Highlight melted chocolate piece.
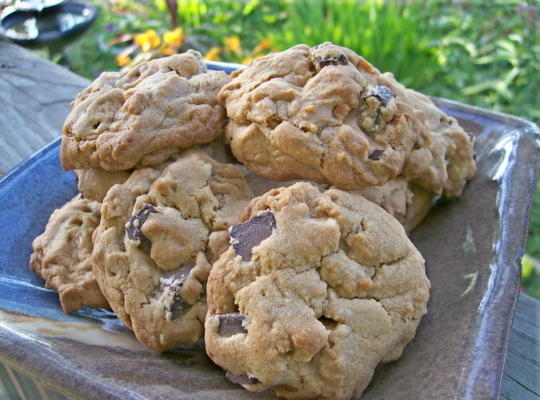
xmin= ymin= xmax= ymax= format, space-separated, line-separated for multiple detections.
xmin=126 ymin=204 xmax=156 ymax=243
xmin=230 ymin=212 xmax=276 ymax=261
xmin=160 ymin=263 xmax=194 ymax=320
xmin=225 ymin=371 xmax=260 ymax=386
xmin=218 ymin=313 xmax=248 ymax=337
xmin=315 ymin=53 xmax=348 ymax=68
xmin=369 ymin=149 xmax=384 ymax=161
xmin=366 ymin=85 xmax=394 ymax=106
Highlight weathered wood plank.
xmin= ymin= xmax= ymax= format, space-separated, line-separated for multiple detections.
xmin=0 ymin=38 xmax=89 ymax=176
xmin=501 ymin=293 xmax=540 ymax=400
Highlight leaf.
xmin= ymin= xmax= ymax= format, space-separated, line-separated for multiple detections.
xmin=243 ymin=0 xmax=259 ymax=15
xmin=462 ymin=80 xmax=500 ymax=95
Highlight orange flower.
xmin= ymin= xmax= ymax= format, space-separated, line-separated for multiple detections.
xmin=163 ymin=27 xmax=185 ymax=48
xmin=253 ymin=38 xmax=272 ymax=54
xmin=160 ymin=47 xmax=176 ymax=56
xmin=224 ymin=36 xmax=242 ymax=56
xmin=134 ymin=29 xmax=161 ymax=52
xmin=204 ymin=47 xmax=221 ymax=61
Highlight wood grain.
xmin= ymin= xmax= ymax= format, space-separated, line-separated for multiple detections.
xmin=501 ymin=293 xmax=540 ymax=400
xmin=0 ymin=39 xmax=538 ymax=400
xmin=0 ymin=38 xmax=88 ymax=176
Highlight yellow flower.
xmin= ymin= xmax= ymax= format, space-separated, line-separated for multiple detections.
xmin=224 ymin=35 xmax=242 ymax=56
xmin=116 ymin=53 xmax=132 ymax=67
xmin=253 ymin=38 xmax=272 ymax=54
xmin=242 ymin=56 xmax=257 ymax=65
xmin=163 ymin=27 xmax=185 ymax=48
xmin=134 ymin=29 xmax=161 ymax=52
xmin=204 ymin=47 xmax=221 ymax=61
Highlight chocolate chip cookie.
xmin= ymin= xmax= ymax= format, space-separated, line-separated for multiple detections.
xmin=398 ymin=86 xmax=476 ymax=197
xmin=61 ymin=51 xmax=230 ymax=171
xmin=205 ymin=182 xmax=430 ymax=400
xmin=238 ymin=164 xmax=431 ymax=231
xmin=92 ymin=149 xmax=253 ymax=351
xmin=219 ymin=42 xmax=475 ymax=196
xmin=357 ymin=178 xmax=433 ymax=231
xmin=30 ymin=195 xmax=109 ymax=314
xmin=76 ymin=168 xmax=130 ymax=202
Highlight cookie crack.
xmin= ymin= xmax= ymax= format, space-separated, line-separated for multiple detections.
xmin=194 ymin=171 xmax=217 ymax=230
xmin=341 ymin=216 xmax=366 ymax=245
xmin=244 ymin=72 xmax=299 ymax=103
xmin=370 ymin=250 xmax=410 ymax=280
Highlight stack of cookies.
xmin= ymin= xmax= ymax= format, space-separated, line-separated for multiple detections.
xmin=30 ymin=43 xmax=476 ymax=400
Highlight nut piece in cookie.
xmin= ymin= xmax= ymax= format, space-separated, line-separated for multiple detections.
xmin=30 ymin=195 xmax=109 ymax=314
xmin=205 ymin=182 xmax=430 ymax=400
xmin=61 ymin=51 xmax=231 ymax=171
xmin=220 ymin=42 xmax=475 ymax=196
xmin=92 ymin=149 xmax=253 ymax=351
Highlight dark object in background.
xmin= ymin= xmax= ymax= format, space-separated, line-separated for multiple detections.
xmin=0 ymin=0 xmax=97 ymax=54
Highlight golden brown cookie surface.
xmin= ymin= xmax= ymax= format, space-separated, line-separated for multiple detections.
xmin=356 ymin=178 xmax=433 ymax=231
xmin=61 ymin=51 xmax=230 ymax=171
xmin=205 ymin=182 xmax=430 ymax=400
xmin=30 ymin=194 xmax=109 ymax=314
xmin=220 ymin=43 xmax=475 ymax=196
xmin=92 ymin=149 xmax=253 ymax=351
xmin=75 ymin=168 xmax=130 ymax=202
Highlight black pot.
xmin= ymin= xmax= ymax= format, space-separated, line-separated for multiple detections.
xmin=0 ymin=1 xmax=98 ymax=48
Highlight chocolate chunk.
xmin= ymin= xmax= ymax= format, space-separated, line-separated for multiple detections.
xmin=218 ymin=313 xmax=248 ymax=337
xmin=230 ymin=212 xmax=276 ymax=261
xmin=138 ymin=235 xmax=152 ymax=253
xmin=160 ymin=263 xmax=194 ymax=320
xmin=160 ymin=263 xmax=194 ymax=289
xmin=126 ymin=204 xmax=156 ymax=242
xmin=369 ymin=149 xmax=384 ymax=161
xmin=366 ymin=85 xmax=393 ymax=106
xmin=225 ymin=371 xmax=260 ymax=386
xmin=315 ymin=54 xmax=348 ymax=68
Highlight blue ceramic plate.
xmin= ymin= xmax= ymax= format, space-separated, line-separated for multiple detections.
xmin=0 ymin=62 xmax=539 ymax=399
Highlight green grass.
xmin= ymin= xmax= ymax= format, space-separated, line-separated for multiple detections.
xmin=523 ymin=180 xmax=540 ymax=298
xmin=421 ymin=0 xmax=540 ymax=123
xmin=266 ymin=0 xmax=439 ymax=89
xmin=527 ymin=181 xmax=540 ymax=260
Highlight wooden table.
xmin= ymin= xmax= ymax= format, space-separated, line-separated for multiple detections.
xmin=0 ymin=39 xmax=539 ymax=399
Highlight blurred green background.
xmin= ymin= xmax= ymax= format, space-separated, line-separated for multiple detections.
xmin=6 ymin=0 xmax=540 ymax=296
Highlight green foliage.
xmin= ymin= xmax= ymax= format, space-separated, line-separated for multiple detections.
xmin=53 ymin=1 xmax=156 ymax=78
xmin=522 ymin=254 xmax=540 ymax=298
xmin=425 ymin=0 xmax=540 ymax=123
xmin=152 ymin=0 xmax=288 ymax=56
xmin=61 ymin=5 xmax=120 ymax=78
xmin=267 ymin=0 xmax=439 ymax=89
xmin=524 ymin=175 xmax=540 ymax=298
xmin=527 ymin=180 xmax=540 ymax=260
